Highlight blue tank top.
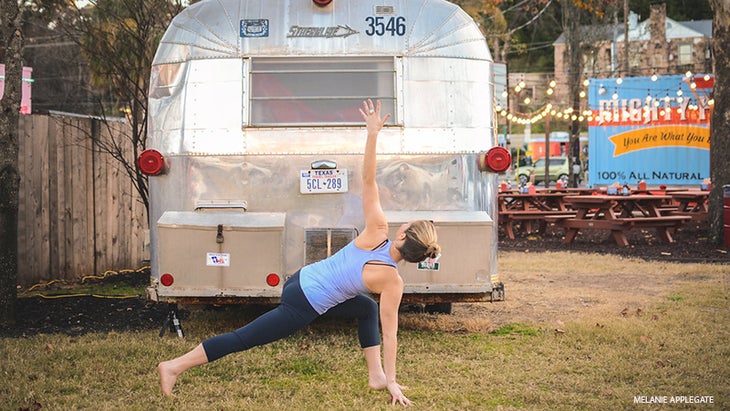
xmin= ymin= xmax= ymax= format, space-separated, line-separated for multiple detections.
xmin=299 ymin=240 xmax=397 ymax=314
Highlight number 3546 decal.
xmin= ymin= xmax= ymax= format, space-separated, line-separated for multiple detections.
xmin=365 ymin=16 xmax=406 ymax=36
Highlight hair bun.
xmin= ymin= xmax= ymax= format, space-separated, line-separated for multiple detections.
xmin=426 ymin=244 xmax=441 ymax=259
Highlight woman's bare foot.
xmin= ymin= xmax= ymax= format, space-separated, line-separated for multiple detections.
xmin=368 ymin=371 xmax=387 ymax=390
xmin=158 ymin=361 xmax=178 ymax=395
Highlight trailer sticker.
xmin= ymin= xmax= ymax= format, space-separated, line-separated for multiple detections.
xmin=206 ymin=253 xmax=230 ymax=267
xmin=365 ymin=16 xmax=406 ymax=36
xmin=240 ymin=19 xmax=269 ymax=38
xmin=300 ymin=169 xmax=348 ymax=194
xmin=417 ymin=261 xmax=440 ymax=271
xmin=287 ymin=25 xmax=358 ymax=38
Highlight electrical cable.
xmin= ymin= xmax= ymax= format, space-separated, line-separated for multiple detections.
xmin=19 ymin=265 xmax=150 ymax=300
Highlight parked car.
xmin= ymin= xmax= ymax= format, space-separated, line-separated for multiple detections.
xmin=517 ymin=156 xmax=570 ymax=185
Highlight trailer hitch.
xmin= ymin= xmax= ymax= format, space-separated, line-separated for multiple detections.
xmin=216 ymin=224 xmax=224 ymax=243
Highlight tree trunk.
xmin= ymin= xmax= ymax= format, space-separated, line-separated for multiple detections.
xmin=562 ymin=0 xmax=582 ymax=187
xmin=709 ymin=0 xmax=730 ymax=244
xmin=0 ymin=0 xmax=22 ymax=326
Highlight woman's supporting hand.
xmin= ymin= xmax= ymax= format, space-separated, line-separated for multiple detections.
xmin=387 ymin=381 xmax=412 ymax=406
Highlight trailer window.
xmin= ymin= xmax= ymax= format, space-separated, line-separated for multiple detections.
xmin=150 ymin=62 xmax=186 ymax=99
xmin=250 ymin=57 xmax=396 ymax=126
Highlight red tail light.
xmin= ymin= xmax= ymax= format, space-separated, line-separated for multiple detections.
xmin=137 ymin=149 xmax=166 ymax=176
xmin=266 ymin=273 xmax=281 ymax=287
xmin=478 ymin=146 xmax=511 ymax=173
xmin=313 ymin=0 xmax=333 ymax=5
xmin=160 ymin=273 xmax=174 ymax=287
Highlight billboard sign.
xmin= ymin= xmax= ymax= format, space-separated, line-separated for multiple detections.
xmin=588 ymin=74 xmax=712 ymax=186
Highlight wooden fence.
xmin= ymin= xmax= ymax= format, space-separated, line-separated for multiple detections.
xmin=17 ymin=114 xmax=147 ymax=285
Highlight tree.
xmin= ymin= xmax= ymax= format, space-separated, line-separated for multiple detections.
xmin=0 ymin=0 xmax=23 ymax=326
xmin=50 ymin=0 xmax=184 ymax=217
xmin=709 ymin=0 xmax=730 ymax=244
xmin=456 ymin=0 xmax=560 ymax=70
xmin=21 ymin=0 xmax=101 ymax=114
xmin=556 ymin=0 xmax=629 ymax=187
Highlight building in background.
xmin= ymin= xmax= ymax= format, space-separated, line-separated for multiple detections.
xmin=552 ymin=3 xmax=712 ymax=106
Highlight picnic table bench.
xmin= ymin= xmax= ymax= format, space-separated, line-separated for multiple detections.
xmin=499 ymin=210 xmax=576 ymax=239
xmin=498 ymin=191 xmax=579 ymax=239
xmin=668 ymin=190 xmax=710 ymax=221
xmin=561 ymin=194 xmax=691 ymax=247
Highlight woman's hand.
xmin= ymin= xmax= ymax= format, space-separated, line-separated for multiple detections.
xmin=387 ymin=381 xmax=412 ymax=406
xmin=359 ymin=99 xmax=390 ymax=135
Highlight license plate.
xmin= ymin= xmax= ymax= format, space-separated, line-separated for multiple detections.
xmin=300 ymin=169 xmax=348 ymax=194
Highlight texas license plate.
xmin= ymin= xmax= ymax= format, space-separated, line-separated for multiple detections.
xmin=300 ymin=169 xmax=348 ymax=194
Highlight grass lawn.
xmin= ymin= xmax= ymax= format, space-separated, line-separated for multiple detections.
xmin=1 ymin=253 xmax=728 ymax=410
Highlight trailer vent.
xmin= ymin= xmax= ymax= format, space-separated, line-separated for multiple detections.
xmin=304 ymin=228 xmax=357 ymax=265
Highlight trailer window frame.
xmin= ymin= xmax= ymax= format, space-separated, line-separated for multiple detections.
xmin=246 ymin=56 xmax=398 ymax=127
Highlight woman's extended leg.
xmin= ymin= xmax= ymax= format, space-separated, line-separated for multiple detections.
xmin=158 ymin=343 xmax=208 ymax=395
xmin=157 ymin=271 xmax=318 ymax=395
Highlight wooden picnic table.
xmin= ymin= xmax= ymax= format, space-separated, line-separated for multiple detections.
xmin=561 ymin=194 xmax=692 ymax=247
xmin=669 ymin=190 xmax=710 ymax=221
xmin=498 ymin=192 xmax=576 ymax=239
xmin=498 ymin=191 xmax=572 ymax=212
xmin=544 ymin=187 xmax=596 ymax=195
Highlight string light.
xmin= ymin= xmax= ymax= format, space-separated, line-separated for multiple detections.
xmin=496 ymin=74 xmax=714 ymax=125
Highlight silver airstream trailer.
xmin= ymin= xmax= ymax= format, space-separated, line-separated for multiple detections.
xmin=141 ymin=0 xmax=511 ymax=311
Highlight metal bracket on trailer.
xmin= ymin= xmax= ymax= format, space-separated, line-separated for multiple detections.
xmin=159 ymin=307 xmax=185 ymax=338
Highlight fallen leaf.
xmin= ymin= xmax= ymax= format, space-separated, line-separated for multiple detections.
xmin=45 ymin=343 xmax=54 ymax=352
xmin=18 ymin=401 xmax=42 ymax=411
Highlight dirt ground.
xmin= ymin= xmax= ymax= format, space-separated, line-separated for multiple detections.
xmin=2 ymin=221 xmax=728 ymax=338
xmin=459 ymin=220 xmax=729 ymax=328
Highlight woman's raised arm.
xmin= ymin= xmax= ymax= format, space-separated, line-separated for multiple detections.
xmin=357 ymin=100 xmax=391 ymax=245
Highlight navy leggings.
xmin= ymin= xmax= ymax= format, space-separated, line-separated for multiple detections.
xmin=202 ymin=271 xmax=381 ymax=362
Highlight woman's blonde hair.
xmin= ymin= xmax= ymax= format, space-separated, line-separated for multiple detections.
xmin=398 ymin=220 xmax=441 ymax=263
